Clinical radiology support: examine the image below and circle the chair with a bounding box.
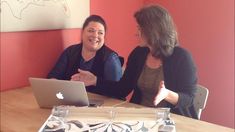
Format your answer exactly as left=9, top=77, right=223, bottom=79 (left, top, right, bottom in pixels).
left=194, top=84, right=209, bottom=119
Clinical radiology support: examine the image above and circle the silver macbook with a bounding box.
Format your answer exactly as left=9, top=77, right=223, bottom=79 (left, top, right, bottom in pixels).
left=29, top=77, right=103, bottom=108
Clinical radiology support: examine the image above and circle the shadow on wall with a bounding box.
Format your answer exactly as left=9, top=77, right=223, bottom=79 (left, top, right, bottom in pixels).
left=1, top=30, right=64, bottom=91
left=24, top=30, right=65, bottom=77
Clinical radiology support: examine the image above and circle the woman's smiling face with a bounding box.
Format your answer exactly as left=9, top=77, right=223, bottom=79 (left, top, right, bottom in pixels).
left=82, top=21, right=105, bottom=52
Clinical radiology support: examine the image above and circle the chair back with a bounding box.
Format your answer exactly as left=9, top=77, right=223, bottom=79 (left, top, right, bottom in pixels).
left=194, top=84, right=209, bottom=119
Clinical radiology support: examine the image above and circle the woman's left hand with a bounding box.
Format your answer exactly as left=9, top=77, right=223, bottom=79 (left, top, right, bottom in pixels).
left=154, top=81, right=169, bottom=106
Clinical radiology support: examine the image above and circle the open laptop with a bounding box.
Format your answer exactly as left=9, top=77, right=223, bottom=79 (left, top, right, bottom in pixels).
left=29, top=77, right=103, bottom=108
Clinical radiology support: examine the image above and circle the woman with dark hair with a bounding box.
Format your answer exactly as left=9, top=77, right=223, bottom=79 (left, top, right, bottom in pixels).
left=75, top=5, right=198, bottom=119
left=47, top=15, right=122, bottom=95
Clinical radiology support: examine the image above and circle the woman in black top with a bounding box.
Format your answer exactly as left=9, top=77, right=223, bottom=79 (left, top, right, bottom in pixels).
left=74, top=5, right=198, bottom=119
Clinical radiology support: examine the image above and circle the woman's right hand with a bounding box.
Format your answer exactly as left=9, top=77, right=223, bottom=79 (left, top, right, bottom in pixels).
left=154, top=81, right=169, bottom=106
left=71, top=69, right=97, bottom=86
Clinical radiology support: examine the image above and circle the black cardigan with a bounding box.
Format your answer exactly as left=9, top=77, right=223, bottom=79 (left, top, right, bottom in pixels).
left=97, top=46, right=198, bottom=119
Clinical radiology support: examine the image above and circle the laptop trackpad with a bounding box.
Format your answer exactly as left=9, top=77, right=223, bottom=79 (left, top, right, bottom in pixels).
left=89, top=99, right=104, bottom=107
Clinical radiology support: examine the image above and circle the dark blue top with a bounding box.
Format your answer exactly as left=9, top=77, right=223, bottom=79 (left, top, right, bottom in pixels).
left=48, top=43, right=122, bottom=83
left=79, top=53, right=122, bottom=81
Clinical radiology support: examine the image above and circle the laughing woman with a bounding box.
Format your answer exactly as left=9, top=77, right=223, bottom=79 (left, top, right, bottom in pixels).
left=47, top=15, right=122, bottom=96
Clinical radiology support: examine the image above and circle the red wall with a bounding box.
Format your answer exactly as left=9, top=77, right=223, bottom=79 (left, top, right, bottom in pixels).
left=90, top=1, right=142, bottom=61
left=1, top=30, right=81, bottom=90
left=144, top=0, right=234, bottom=128
left=1, top=0, right=234, bottom=129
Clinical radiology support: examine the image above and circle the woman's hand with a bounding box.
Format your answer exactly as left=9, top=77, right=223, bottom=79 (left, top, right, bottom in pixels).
left=71, top=69, right=97, bottom=86
left=154, top=81, right=169, bottom=106
left=154, top=81, right=179, bottom=106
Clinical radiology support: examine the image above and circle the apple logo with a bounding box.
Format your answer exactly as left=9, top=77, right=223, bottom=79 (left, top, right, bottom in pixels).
left=56, top=92, right=64, bottom=99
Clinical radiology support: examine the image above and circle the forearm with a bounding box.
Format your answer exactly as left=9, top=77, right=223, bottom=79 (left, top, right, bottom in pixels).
left=165, top=89, right=179, bottom=106
left=96, top=77, right=122, bottom=97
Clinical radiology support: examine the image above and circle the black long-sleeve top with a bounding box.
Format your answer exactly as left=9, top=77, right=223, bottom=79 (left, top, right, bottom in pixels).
left=96, top=46, right=198, bottom=119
